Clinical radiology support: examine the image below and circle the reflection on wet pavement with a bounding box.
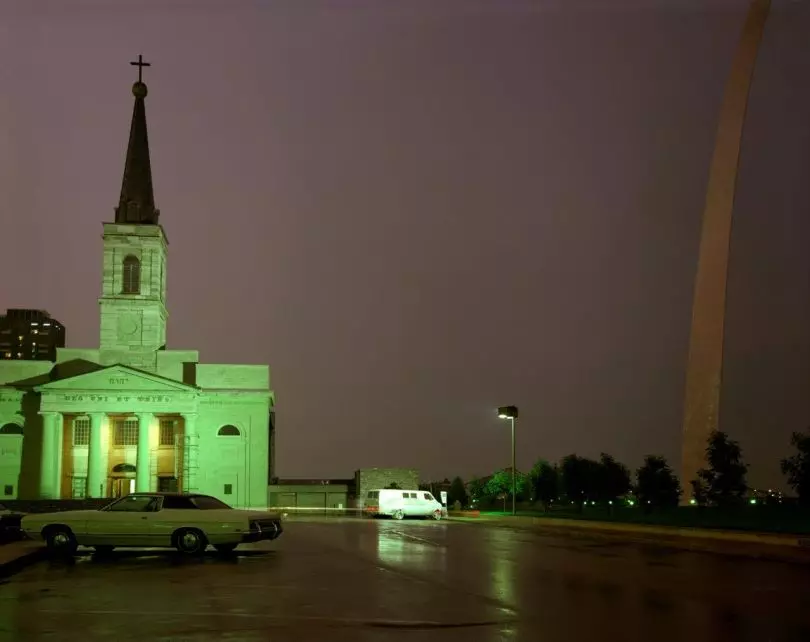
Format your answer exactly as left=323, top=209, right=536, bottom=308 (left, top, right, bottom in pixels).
left=0, top=518, right=808, bottom=641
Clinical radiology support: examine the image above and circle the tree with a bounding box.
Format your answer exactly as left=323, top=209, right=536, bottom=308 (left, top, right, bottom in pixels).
left=529, top=460, right=559, bottom=510
left=596, top=453, right=631, bottom=503
left=636, top=455, right=680, bottom=509
left=781, top=429, right=810, bottom=505
left=447, top=476, right=468, bottom=508
left=485, top=469, right=530, bottom=503
left=691, top=431, right=748, bottom=507
left=560, top=455, right=601, bottom=508
left=467, top=477, right=487, bottom=504
left=385, top=482, right=401, bottom=490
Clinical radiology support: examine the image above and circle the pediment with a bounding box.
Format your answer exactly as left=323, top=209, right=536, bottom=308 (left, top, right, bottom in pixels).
left=36, top=364, right=197, bottom=394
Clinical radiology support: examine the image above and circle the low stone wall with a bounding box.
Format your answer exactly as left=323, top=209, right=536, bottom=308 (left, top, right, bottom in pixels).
left=2, top=499, right=112, bottom=513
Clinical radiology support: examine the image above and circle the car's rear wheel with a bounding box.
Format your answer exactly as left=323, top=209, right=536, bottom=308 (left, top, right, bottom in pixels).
left=173, top=528, right=207, bottom=555
left=392, top=509, right=404, bottom=520
left=214, top=543, right=238, bottom=554
left=44, top=526, right=78, bottom=555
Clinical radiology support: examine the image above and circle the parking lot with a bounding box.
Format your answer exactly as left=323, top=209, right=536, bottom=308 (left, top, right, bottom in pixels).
left=0, top=518, right=808, bottom=641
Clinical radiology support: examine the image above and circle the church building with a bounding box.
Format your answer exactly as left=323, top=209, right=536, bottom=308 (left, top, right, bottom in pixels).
left=0, top=59, right=275, bottom=509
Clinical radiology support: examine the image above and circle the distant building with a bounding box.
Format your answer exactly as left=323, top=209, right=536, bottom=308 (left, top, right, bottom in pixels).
left=355, top=468, right=420, bottom=507
left=0, top=310, right=65, bottom=361
left=267, top=478, right=356, bottom=510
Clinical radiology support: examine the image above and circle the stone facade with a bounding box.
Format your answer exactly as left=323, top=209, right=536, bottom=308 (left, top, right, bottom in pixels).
left=0, top=72, right=274, bottom=509
left=99, top=223, right=168, bottom=371
left=355, top=467, right=420, bottom=508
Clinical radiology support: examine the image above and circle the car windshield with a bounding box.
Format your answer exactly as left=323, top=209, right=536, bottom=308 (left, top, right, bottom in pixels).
left=191, top=496, right=232, bottom=510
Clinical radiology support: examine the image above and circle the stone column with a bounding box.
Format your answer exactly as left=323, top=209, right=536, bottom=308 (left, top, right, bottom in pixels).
left=55, top=416, right=64, bottom=497
left=182, top=413, right=199, bottom=493
left=136, top=413, right=153, bottom=492
left=39, top=412, right=62, bottom=499
left=87, top=413, right=106, bottom=498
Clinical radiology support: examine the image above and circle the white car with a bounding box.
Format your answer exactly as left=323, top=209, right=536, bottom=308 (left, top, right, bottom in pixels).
left=363, top=489, right=446, bottom=520
left=21, top=492, right=283, bottom=555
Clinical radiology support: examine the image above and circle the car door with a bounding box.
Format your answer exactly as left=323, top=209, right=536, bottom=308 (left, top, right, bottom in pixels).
left=421, top=492, right=437, bottom=517
left=85, top=495, right=160, bottom=547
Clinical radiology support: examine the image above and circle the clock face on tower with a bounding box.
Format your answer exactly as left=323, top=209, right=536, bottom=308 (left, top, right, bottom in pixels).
left=116, top=313, right=142, bottom=340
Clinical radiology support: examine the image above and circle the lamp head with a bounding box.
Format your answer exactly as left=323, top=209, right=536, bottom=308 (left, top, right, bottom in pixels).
left=497, top=405, right=518, bottom=419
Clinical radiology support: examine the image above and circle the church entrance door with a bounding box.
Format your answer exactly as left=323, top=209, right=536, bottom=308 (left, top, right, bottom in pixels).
left=111, top=477, right=135, bottom=498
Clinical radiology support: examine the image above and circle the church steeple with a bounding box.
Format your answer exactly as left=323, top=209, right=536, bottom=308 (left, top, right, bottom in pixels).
left=115, top=55, right=159, bottom=225
left=99, top=56, right=168, bottom=369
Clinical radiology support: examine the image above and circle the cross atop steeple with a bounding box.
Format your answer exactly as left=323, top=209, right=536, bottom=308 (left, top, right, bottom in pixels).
left=130, top=54, right=151, bottom=83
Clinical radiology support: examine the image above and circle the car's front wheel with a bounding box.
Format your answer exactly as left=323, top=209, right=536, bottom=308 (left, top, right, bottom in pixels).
left=214, top=543, right=238, bottom=554
left=431, top=510, right=442, bottom=521
left=173, top=528, right=207, bottom=555
left=44, top=526, right=78, bottom=555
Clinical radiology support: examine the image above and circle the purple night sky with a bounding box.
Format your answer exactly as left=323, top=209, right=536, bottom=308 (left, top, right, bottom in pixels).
left=1, top=0, right=808, bottom=488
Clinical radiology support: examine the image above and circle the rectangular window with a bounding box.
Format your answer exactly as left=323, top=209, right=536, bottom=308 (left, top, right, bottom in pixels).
left=158, top=476, right=178, bottom=493
left=73, top=418, right=90, bottom=446
left=224, top=484, right=233, bottom=495
left=71, top=477, right=87, bottom=498
left=423, top=493, right=432, bottom=501
left=4, top=485, right=13, bottom=496
left=113, top=419, right=139, bottom=446
left=159, top=419, right=176, bottom=447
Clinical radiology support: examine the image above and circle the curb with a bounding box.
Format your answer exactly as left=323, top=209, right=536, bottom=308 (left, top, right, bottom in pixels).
left=0, top=543, right=47, bottom=580
left=450, top=515, right=810, bottom=557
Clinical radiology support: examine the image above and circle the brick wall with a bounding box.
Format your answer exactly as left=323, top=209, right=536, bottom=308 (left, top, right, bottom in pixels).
left=355, top=468, right=419, bottom=508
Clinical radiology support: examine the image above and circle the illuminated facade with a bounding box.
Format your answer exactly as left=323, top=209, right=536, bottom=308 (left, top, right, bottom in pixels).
left=0, top=64, right=273, bottom=509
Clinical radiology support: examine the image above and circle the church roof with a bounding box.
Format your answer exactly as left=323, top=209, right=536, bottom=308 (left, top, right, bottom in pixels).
left=4, top=361, right=198, bottom=392
left=115, top=55, right=160, bottom=225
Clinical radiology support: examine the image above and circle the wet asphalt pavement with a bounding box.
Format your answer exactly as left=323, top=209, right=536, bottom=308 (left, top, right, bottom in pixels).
left=0, top=518, right=808, bottom=641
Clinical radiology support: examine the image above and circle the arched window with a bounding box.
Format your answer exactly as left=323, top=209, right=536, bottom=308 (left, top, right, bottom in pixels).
left=217, top=425, right=240, bottom=437
left=122, top=255, right=141, bottom=294
left=0, top=423, right=23, bottom=435
left=112, top=463, right=137, bottom=474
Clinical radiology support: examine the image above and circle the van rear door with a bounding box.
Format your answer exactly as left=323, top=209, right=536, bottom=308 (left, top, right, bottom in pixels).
left=364, top=490, right=380, bottom=515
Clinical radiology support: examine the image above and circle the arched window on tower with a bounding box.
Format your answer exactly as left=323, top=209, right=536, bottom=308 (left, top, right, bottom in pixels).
left=122, top=255, right=141, bottom=294
left=217, top=425, right=241, bottom=437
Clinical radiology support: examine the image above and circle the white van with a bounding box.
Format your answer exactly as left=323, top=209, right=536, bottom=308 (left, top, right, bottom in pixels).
left=363, top=489, right=445, bottom=520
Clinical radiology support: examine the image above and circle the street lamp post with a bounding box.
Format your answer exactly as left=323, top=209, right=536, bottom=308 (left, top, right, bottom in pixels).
left=497, top=405, right=519, bottom=516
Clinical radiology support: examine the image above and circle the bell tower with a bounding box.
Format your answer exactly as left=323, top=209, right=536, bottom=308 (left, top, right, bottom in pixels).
left=98, top=56, right=168, bottom=372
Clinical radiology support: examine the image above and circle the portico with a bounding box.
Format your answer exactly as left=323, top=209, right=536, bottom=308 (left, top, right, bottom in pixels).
left=35, top=365, right=200, bottom=500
